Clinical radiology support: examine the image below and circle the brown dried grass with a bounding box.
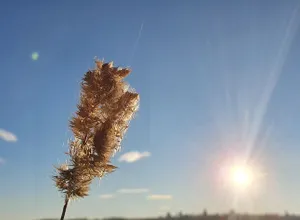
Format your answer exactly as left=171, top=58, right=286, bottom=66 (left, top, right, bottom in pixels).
left=53, top=59, right=139, bottom=202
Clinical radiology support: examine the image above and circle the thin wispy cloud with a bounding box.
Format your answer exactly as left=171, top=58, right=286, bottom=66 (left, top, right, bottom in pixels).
left=147, top=194, right=173, bottom=200
left=99, top=194, right=115, bottom=199
left=117, top=188, right=149, bottom=194
left=128, top=22, right=144, bottom=66
left=118, top=151, right=151, bottom=163
left=0, top=129, right=17, bottom=142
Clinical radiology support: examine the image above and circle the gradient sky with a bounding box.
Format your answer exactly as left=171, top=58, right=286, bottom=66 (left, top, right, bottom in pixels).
left=1, top=1, right=300, bottom=220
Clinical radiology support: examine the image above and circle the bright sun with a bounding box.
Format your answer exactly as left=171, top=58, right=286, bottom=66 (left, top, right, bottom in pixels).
left=231, top=165, right=253, bottom=189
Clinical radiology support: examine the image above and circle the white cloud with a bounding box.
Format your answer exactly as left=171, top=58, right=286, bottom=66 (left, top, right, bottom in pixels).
left=147, top=194, right=173, bottom=200
left=117, top=188, right=149, bottom=194
left=99, top=194, right=115, bottom=199
left=0, top=129, right=17, bottom=142
left=0, top=157, right=5, bottom=165
left=118, top=151, right=151, bottom=163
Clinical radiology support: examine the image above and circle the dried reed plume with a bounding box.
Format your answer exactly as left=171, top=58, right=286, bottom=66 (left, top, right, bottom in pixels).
left=53, top=59, right=139, bottom=220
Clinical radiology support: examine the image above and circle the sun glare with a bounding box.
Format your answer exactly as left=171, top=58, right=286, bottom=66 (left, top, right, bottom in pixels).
left=231, top=165, right=253, bottom=189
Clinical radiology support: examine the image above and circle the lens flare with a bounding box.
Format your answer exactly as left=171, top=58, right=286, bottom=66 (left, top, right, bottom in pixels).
left=31, top=52, right=39, bottom=61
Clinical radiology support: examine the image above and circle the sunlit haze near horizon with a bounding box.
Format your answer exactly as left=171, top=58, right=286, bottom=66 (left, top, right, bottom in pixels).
left=1, top=1, right=300, bottom=220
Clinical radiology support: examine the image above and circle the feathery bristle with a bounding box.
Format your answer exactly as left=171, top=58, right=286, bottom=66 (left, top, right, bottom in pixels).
left=54, top=59, right=139, bottom=200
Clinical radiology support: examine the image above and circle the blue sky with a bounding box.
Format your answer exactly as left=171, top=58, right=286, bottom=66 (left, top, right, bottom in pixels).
left=1, top=1, right=300, bottom=220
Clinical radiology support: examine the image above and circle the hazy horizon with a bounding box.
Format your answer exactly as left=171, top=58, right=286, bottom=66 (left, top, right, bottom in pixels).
left=37, top=211, right=300, bottom=220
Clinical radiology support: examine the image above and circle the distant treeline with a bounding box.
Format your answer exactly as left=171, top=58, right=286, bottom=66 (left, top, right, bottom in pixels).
left=39, top=212, right=300, bottom=220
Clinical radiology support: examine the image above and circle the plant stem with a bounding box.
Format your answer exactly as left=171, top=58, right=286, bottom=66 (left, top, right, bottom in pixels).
left=60, top=198, right=69, bottom=220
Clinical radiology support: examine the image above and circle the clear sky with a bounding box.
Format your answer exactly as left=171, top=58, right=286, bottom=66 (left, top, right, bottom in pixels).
left=1, top=1, right=300, bottom=220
